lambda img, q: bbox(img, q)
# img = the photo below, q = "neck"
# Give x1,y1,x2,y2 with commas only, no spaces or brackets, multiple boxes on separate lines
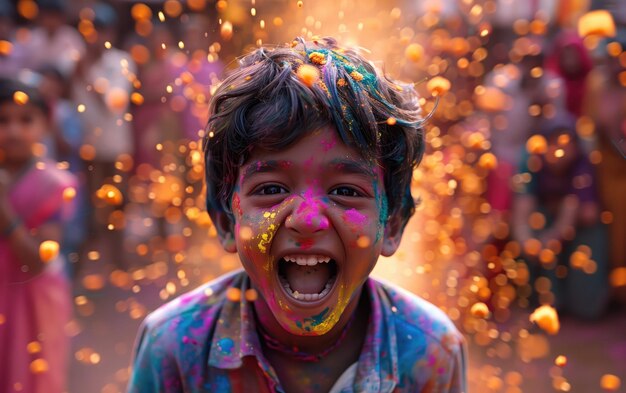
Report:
253,285,369,357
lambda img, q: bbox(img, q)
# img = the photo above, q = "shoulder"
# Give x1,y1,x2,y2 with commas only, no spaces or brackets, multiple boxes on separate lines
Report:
141,270,244,340
371,278,465,381
373,278,463,349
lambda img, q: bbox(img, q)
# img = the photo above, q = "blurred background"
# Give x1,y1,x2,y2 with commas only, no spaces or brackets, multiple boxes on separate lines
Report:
0,0,625,392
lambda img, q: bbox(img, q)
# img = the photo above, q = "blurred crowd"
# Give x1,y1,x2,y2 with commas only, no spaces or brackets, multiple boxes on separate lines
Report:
1,0,626,392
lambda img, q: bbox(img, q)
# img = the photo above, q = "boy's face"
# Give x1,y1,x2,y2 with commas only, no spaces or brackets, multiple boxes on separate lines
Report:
223,126,403,336
0,102,46,164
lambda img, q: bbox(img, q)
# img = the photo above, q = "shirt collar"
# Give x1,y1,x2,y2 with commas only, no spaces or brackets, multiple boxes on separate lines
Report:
208,274,399,391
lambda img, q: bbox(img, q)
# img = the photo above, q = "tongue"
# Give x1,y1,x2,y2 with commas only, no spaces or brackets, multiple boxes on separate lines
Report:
284,263,331,294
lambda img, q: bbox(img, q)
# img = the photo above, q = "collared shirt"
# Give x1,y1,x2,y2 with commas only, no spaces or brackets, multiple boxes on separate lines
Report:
127,270,467,392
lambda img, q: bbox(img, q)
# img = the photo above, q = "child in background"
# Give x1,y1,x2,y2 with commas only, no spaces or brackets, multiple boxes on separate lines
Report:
128,37,466,392
0,78,77,393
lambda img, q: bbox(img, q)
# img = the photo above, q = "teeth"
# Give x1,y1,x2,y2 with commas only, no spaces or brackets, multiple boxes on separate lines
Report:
283,254,331,266
279,276,336,301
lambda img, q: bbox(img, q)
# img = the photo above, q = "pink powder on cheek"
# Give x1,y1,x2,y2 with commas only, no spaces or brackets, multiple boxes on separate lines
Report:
343,208,368,229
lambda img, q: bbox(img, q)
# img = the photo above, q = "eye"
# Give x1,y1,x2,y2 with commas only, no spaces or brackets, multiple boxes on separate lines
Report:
330,186,361,197
255,184,288,195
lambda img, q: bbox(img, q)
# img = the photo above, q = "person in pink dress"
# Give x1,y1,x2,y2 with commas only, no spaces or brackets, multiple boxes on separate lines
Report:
0,78,77,393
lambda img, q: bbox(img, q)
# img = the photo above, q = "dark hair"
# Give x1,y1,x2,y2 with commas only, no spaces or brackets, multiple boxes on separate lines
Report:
0,78,49,116
203,37,425,226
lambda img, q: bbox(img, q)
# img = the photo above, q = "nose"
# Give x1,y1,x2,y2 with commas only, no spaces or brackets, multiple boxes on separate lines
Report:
284,190,330,235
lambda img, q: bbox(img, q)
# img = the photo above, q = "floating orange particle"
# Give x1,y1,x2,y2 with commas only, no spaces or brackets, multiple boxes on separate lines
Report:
163,0,182,17
610,267,626,287
523,238,542,256
63,187,77,201
426,76,451,96
386,117,397,126
356,235,370,248
578,10,616,38
475,87,508,112
470,302,490,318
239,226,253,240
105,88,129,112
405,43,424,63
17,0,38,20
96,184,123,206
27,341,42,354
13,91,29,105
216,0,227,11
529,305,560,335
226,287,241,302
526,135,548,154
131,92,144,106
297,64,320,87
555,355,567,367
600,374,621,391
29,358,48,374
82,274,105,291
220,21,233,41
130,3,152,21
477,152,498,170
187,0,206,11
245,288,258,302
539,249,555,264
0,40,13,56
39,240,59,263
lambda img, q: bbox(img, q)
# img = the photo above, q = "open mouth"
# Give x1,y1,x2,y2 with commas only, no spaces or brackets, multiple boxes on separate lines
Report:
278,254,338,302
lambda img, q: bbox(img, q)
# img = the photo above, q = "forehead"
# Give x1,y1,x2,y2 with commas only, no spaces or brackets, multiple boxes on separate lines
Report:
241,126,379,176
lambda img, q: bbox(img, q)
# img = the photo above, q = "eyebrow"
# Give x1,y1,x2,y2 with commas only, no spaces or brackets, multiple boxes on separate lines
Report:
240,160,290,184
239,158,378,185
329,158,377,179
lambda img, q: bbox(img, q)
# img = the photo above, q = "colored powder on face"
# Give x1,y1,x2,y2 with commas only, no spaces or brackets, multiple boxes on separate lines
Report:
232,193,242,218
295,238,314,250
373,181,388,243
321,134,336,152
295,188,330,229
343,208,368,230
257,222,278,254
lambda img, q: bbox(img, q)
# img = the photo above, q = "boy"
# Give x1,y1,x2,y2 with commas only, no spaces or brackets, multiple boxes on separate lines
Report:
128,37,466,393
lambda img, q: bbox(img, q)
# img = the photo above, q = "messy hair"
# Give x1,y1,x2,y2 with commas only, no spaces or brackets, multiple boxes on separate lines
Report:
203,37,425,226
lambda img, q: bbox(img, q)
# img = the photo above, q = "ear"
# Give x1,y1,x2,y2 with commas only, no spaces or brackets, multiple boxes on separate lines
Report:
209,209,237,253
381,213,405,257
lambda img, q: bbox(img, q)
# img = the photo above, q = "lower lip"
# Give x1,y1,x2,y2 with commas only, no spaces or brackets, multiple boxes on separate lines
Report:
277,271,339,308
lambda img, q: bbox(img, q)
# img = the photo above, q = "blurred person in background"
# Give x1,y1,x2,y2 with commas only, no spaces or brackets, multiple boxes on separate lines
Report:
72,1,136,266
479,40,565,215
23,0,85,78
545,30,593,119
512,112,609,319
586,36,626,306
0,78,77,393
0,0,28,77
171,14,222,142
38,64,87,274
128,23,179,169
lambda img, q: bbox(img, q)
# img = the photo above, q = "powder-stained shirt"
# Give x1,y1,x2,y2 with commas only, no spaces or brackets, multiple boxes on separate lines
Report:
127,270,467,392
